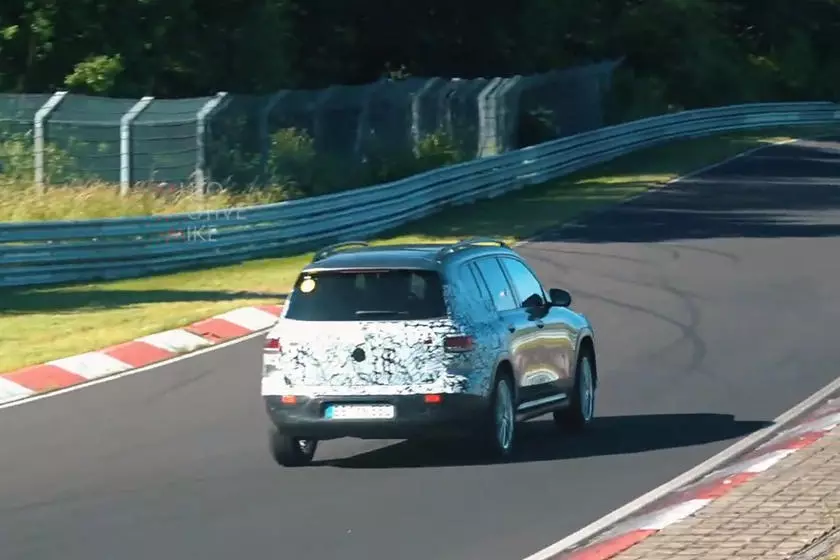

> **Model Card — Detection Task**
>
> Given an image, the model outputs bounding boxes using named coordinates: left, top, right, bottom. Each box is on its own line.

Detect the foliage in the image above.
left=1, top=0, right=838, bottom=107
left=64, top=54, right=124, bottom=94
left=1, top=0, right=840, bottom=199
left=260, top=127, right=465, bottom=198
left=0, top=131, right=79, bottom=184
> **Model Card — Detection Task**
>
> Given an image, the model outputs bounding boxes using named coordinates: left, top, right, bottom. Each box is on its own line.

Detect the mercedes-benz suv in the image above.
left=261, top=238, right=598, bottom=466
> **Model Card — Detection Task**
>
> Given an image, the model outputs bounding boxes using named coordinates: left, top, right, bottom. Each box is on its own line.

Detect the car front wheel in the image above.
left=555, top=350, right=596, bottom=431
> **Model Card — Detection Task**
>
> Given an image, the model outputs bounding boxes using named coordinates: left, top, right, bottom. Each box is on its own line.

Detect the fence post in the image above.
left=494, top=76, right=523, bottom=153
left=33, top=90, right=68, bottom=193
left=312, top=86, right=338, bottom=154
left=436, top=80, right=459, bottom=140
left=119, top=96, right=154, bottom=196
left=477, top=77, right=504, bottom=157
left=354, top=80, right=387, bottom=160
left=260, top=90, right=291, bottom=183
left=195, top=91, right=228, bottom=195
left=411, top=78, right=441, bottom=156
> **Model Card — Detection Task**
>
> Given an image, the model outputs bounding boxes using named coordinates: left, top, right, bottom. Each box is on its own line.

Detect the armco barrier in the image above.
left=2, top=102, right=839, bottom=287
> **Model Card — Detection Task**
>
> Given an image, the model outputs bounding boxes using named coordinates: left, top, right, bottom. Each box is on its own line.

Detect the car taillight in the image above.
left=264, top=337, right=281, bottom=353
left=444, top=335, right=474, bottom=352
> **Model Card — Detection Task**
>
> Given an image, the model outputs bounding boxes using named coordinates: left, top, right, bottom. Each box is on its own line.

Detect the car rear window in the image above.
left=284, top=269, right=447, bottom=321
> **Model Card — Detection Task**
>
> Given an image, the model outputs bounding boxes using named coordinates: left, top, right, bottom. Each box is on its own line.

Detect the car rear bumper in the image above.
left=264, top=393, right=489, bottom=440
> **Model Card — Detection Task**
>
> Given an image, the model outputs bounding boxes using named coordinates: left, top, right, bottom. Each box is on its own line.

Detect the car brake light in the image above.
left=444, top=335, right=474, bottom=352
left=424, top=394, right=442, bottom=404
left=264, top=337, right=281, bottom=352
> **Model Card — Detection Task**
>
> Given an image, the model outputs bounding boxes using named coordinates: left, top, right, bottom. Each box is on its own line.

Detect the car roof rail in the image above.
left=312, top=240, right=370, bottom=262
left=435, top=237, right=509, bottom=260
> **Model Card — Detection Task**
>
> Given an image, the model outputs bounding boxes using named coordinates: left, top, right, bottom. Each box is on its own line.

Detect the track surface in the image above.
left=3, top=139, right=840, bottom=560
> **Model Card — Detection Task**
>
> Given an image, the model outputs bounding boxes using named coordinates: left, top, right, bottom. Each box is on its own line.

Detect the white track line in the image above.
left=0, top=330, right=269, bottom=412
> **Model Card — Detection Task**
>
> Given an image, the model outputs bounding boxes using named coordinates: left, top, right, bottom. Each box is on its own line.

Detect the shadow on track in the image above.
left=316, top=412, right=772, bottom=469
left=379, top=138, right=840, bottom=246
left=542, top=141, right=840, bottom=244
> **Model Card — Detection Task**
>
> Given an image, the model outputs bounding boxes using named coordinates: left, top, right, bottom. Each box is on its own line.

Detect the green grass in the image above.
left=0, top=124, right=837, bottom=373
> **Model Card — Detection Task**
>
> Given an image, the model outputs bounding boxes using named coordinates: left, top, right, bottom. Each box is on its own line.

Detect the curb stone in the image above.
left=552, top=397, right=840, bottom=560
left=0, top=303, right=283, bottom=406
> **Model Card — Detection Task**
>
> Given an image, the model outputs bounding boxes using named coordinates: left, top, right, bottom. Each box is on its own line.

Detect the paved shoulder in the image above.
left=554, top=398, right=840, bottom=560
left=592, top=403, right=840, bottom=560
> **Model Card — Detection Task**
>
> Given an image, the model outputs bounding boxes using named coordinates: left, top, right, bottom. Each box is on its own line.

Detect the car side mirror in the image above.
left=522, top=293, right=545, bottom=309
left=548, top=288, right=572, bottom=308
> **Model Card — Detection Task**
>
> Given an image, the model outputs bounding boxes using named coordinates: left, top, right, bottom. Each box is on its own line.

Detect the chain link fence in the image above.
left=0, top=93, right=51, bottom=182
left=0, top=60, right=620, bottom=195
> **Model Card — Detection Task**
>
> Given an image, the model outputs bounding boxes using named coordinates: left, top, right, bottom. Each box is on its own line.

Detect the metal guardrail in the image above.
left=2, top=101, right=839, bottom=288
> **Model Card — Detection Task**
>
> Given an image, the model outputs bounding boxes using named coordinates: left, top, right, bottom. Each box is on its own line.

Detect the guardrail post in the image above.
left=195, top=91, right=228, bottom=195
left=119, top=96, right=154, bottom=196
left=33, top=90, right=68, bottom=193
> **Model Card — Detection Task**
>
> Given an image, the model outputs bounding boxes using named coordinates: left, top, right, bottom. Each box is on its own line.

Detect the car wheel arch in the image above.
left=491, top=357, right=517, bottom=403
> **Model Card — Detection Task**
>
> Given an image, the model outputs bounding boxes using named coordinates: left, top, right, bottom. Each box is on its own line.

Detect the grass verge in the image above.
left=0, top=182, right=286, bottom=222
left=1, top=124, right=837, bottom=373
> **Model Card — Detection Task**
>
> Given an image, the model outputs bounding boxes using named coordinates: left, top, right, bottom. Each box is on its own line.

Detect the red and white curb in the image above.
left=0, top=304, right=283, bottom=405
left=551, top=398, right=840, bottom=560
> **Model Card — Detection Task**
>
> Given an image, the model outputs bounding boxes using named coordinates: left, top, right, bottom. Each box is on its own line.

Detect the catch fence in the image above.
left=0, top=61, right=619, bottom=194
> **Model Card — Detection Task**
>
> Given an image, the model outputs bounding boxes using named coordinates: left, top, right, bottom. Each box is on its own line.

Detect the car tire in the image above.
left=555, top=350, right=596, bottom=432
left=269, top=428, right=318, bottom=467
left=482, top=373, right=517, bottom=459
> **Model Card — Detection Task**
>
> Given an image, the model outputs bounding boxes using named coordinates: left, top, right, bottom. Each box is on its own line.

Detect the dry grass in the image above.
left=0, top=125, right=831, bottom=223
left=1, top=124, right=838, bottom=373
left=0, top=181, right=290, bottom=222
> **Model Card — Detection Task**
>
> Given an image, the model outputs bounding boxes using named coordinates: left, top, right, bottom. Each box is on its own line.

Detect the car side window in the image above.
left=500, top=257, right=546, bottom=308
left=409, top=271, right=426, bottom=299
left=474, top=258, right=517, bottom=312
left=459, top=263, right=489, bottom=299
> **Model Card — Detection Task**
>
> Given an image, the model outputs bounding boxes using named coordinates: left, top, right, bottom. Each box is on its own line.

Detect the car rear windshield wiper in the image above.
left=354, top=310, right=410, bottom=316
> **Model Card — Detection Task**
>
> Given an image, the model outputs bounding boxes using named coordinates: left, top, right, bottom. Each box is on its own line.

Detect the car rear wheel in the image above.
left=482, top=373, right=517, bottom=459
left=269, top=428, right=318, bottom=467
left=555, top=350, right=596, bottom=431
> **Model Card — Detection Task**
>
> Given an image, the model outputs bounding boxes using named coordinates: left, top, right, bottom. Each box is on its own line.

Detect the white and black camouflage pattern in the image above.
left=261, top=283, right=506, bottom=398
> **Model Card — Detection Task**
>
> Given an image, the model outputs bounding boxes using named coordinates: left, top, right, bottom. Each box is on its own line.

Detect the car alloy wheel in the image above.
left=579, top=355, right=595, bottom=423
left=554, top=351, right=596, bottom=431
left=494, top=377, right=515, bottom=453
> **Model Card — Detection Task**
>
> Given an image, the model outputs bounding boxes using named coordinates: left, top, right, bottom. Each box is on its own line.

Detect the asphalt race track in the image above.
left=3, top=138, right=840, bottom=560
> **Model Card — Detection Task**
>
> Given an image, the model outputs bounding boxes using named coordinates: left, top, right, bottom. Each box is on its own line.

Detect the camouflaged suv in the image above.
left=261, top=238, right=598, bottom=466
